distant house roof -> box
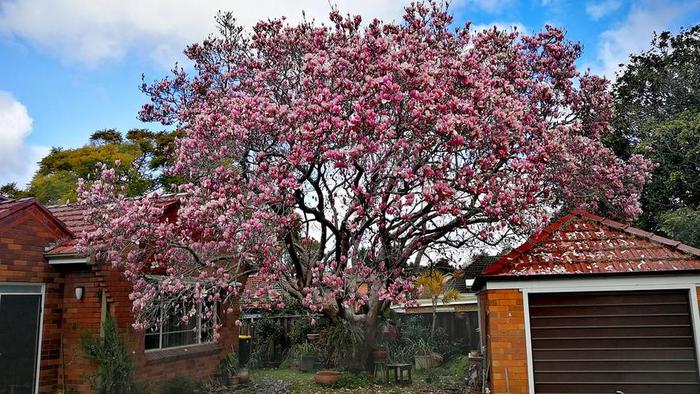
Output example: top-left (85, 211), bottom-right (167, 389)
top-left (463, 255), bottom-right (500, 279)
top-left (444, 255), bottom-right (499, 293)
top-left (474, 210), bottom-right (700, 289)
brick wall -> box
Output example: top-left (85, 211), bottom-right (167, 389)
top-left (59, 263), bottom-right (242, 393)
top-left (479, 289), bottom-right (529, 394)
top-left (1, 204), bottom-right (241, 393)
top-left (0, 204), bottom-right (67, 393)
top-left (60, 267), bottom-right (103, 392)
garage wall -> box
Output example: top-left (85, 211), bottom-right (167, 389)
top-left (479, 289), bottom-right (529, 393)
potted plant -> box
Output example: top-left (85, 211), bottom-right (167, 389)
top-left (372, 346), bottom-right (388, 361)
top-left (413, 339), bottom-right (435, 370)
top-left (293, 342), bottom-right (317, 372)
top-left (218, 352), bottom-right (241, 386)
top-left (314, 370), bottom-right (341, 386)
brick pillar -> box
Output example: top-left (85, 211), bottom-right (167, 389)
top-left (479, 289), bottom-right (529, 394)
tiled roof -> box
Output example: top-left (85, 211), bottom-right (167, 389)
top-left (463, 255), bottom-right (500, 279)
top-left (45, 195), bottom-right (180, 256)
top-left (0, 198), bottom-right (73, 238)
top-left (479, 211), bottom-right (700, 282)
top-left (0, 198), bottom-right (35, 221)
top-left (45, 204), bottom-right (90, 255)
top-left (47, 203), bottom-right (92, 234)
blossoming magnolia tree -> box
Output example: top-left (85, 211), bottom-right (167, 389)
top-left (79, 2), bottom-right (653, 343)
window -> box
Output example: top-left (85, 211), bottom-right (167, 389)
top-left (144, 302), bottom-right (216, 351)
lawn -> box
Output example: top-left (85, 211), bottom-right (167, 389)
top-left (234, 368), bottom-right (465, 393)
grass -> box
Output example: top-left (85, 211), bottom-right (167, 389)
top-left (235, 367), bottom-right (464, 393)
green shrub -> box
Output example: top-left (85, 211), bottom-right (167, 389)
top-left (288, 317), bottom-right (313, 345)
top-left (322, 320), bottom-right (365, 368)
top-left (445, 355), bottom-right (470, 376)
top-left (161, 375), bottom-right (200, 394)
top-left (218, 351), bottom-right (239, 379)
top-left (332, 371), bottom-right (372, 389)
top-left (423, 367), bottom-right (452, 384)
top-left (250, 317), bottom-right (285, 367)
top-left (80, 316), bottom-right (139, 394)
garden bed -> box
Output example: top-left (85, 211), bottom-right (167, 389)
top-left (234, 368), bottom-right (464, 393)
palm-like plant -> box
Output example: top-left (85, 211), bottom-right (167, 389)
top-left (415, 269), bottom-right (461, 336)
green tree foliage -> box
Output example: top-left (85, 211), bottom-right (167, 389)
top-left (0, 182), bottom-right (29, 199)
top-left (2, 128), bottom-right (181, 205)
top-left (608, 25), bottom-right (700, 246)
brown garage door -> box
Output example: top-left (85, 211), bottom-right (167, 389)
top-left (529, 290), bottom-right (700, 394)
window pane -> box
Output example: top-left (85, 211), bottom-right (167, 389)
top-left (163, 329), bottom-right (197, 348)
top-left (144, 332), bottom-right (160, 350)
top-left (145, 300), bottom-right (218, 350)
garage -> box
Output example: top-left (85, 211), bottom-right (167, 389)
top-left (474, 210), bottom-right (700, 394)
top-left (529, 289), bottom-right (700, 394)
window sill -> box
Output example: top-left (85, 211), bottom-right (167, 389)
top-left (144, 342), bottom-right (222, 364)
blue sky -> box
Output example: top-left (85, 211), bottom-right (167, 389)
top-left (0, 0), bottom-right (699, 186)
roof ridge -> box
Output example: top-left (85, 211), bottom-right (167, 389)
top-left (477, 210), bottom-right (700, 286)
top-left (576, 211), bottom-right (700, 258)
top-left (0, 196), bottom-right (35, 205)
top-left (0, 197), bottom-right (74, 237)
top-left (45, 192), bottom-right (188, 209)
top-left (481, 212), bottom-right (581, 276)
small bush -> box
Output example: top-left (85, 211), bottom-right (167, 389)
top-left (445, 355), bottom-right (470, 376)
top-left (161, 375), bottom-right (200, 394)
top-left (81, 316), bottom-right (139, 394)
top-left (288, 318), bottom-right (313, 345)
top-left (218, 352), bottom-right (239, 376)
top-left (332, 371), bottom-right (372, 389)
top-left (322, 320), bottom-right (365, 368)
top-left (423, 367), bottom-right (450, 384)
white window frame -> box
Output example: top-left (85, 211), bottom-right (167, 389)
top-left (144, 301), bottom-right (217, 352)
top-left (485, 274), bottom-right (700, 394)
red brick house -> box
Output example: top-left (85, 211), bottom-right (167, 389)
top-left (0, 198), bottom-right (241, 394)
top-left (474, 210), bottom-right (700, 394)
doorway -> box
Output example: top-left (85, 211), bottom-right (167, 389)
top-left (0, 284), bottom-right (43, 394)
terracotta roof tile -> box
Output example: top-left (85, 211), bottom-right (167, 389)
top-left (480, 211), bottom-right (700, 281)
top-left (0, 198), bottom-right (35, 221)
top-left (45, 195), bottom-right (181, 255)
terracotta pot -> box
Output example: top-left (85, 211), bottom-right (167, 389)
top-left (237, 368), bottom-right (250, 384)
top-left (227, 374), bottom-right (240, 387)
top-left (314, 371), bottom-right (341, 385)
top-left (372, 349), bottom-right (388, 360)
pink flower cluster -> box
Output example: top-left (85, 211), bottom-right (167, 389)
top-left (81, 2), bottom-right (652, 331)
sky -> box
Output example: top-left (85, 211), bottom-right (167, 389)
top-left (0, 0), bottom-right (699, 187)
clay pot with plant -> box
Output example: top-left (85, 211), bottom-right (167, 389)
top-left (218, 351), bottom-right (242, 386)
top-left (314, 371), bottom-right (341, 386)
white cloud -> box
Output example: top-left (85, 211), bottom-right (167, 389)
top-left (471, 22), bottom-right (528, 35)
top-left (0, 0), bottom-right (414, 68)
top-left (0, 92), bottom-right (48, 187)
top-left (592, 1), bottom-right (696, 80)
top-left (585, 0), bottom-right (622, 20)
